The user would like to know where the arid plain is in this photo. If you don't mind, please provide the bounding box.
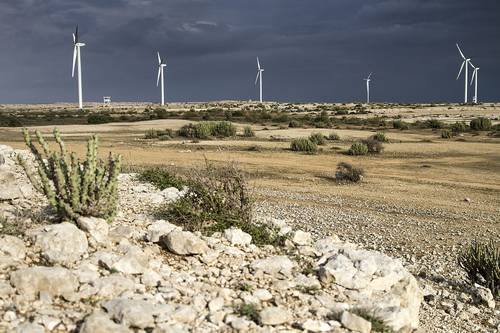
[1,102,499,332]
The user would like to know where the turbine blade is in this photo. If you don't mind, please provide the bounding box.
[72,46,77,77]
[456,43,465,59]
[456,61,465,80]
[470,70,476,85]
[257,57,260,70]
[72,33,76,44]
[157,52,161,65]
[157,67,161,86]
[255,71,260,85]
[367,72,372,79]
[75,25,79,43]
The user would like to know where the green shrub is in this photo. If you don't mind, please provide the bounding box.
[212,121,236,137]
[0,115,23,127]
[441,129,452,139]
[243,126,255,137]
[290,138,318,153]
[458,240,499,298]
[178,121,236,139]
[289,120,301,128]
[451,121,468,133]
[17,128,121,222]
[425,119,444,129]
[328,132,340,141]
[137,167,185,190]
[87,113,113,124]
[371,132,388,142]
[336,162,364,182]
[361,138,384,154]
[470,117,492,131]
[309,132,326,145]
[145,129,174,140]
[392,119,409,130]
[161,161,283,246]
[348,141,368,156]
[178,124,196,138]
[236,303,259,323]
[194,122,213,139]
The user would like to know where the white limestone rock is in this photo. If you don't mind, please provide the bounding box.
[251,255,296,277]
[33,222,88,266]
[224,228,252,246]
[160,231,208,255]
[10,266,78,301]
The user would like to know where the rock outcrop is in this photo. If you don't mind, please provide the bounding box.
[0,144,425,333]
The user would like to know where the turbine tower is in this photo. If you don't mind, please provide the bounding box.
[72,26,85,110]
[456,43,471,104]
[156,52,167,105]
[255,57,264,103]
[363,73,372,104]
[470,62,480,104]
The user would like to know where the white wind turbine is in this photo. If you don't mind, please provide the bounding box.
[363,73,372,104]
[156,52,167,105]
[469,62,480,104]
[72,26,85,110]
[255,57,264,103]
[456,43,471,104]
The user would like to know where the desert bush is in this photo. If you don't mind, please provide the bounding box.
[162,161,284,246]
[371,132,388,142]
[328,132,340,141]
[17,128,121,221]
[178,124,196,138]
[0,114,23,127]
[336,162,364,182]
[212,121,237,137]
[137,167,185,190]
[87,113,113,124]
[458,240,499,298]
[348,141,368,155]
[470,117,492,131]
[288,120,301,128]
[425,119,444,129]
[144,129,173,140]
[451,121,468,133]
[290,138,318,153]
[392,119,410,130]
[194,122,213,139]
[309,132,326,145]
[362,138,384,154]
[178,121,236,139]
[243,126,255,137]
[441,129,452,139]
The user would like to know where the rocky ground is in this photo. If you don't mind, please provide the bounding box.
[255,189,499,333]
[0,143,497,333]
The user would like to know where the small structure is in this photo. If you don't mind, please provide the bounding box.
[103,96,111,105]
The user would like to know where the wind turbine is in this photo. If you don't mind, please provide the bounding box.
[363,73,372,104]
[255,57,264,103]
[156,52,167,105]
[470,62,479,104]
[456,43,471,104]
[72,26,85,110]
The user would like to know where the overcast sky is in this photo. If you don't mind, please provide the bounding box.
[0,0,499,104]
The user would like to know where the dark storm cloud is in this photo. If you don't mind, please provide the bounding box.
[0,0,499,103]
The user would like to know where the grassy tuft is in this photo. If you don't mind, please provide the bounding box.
[290,138,318,153]
[137,167,185,190]
[348,141,368,156]
[458,240,499,298]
